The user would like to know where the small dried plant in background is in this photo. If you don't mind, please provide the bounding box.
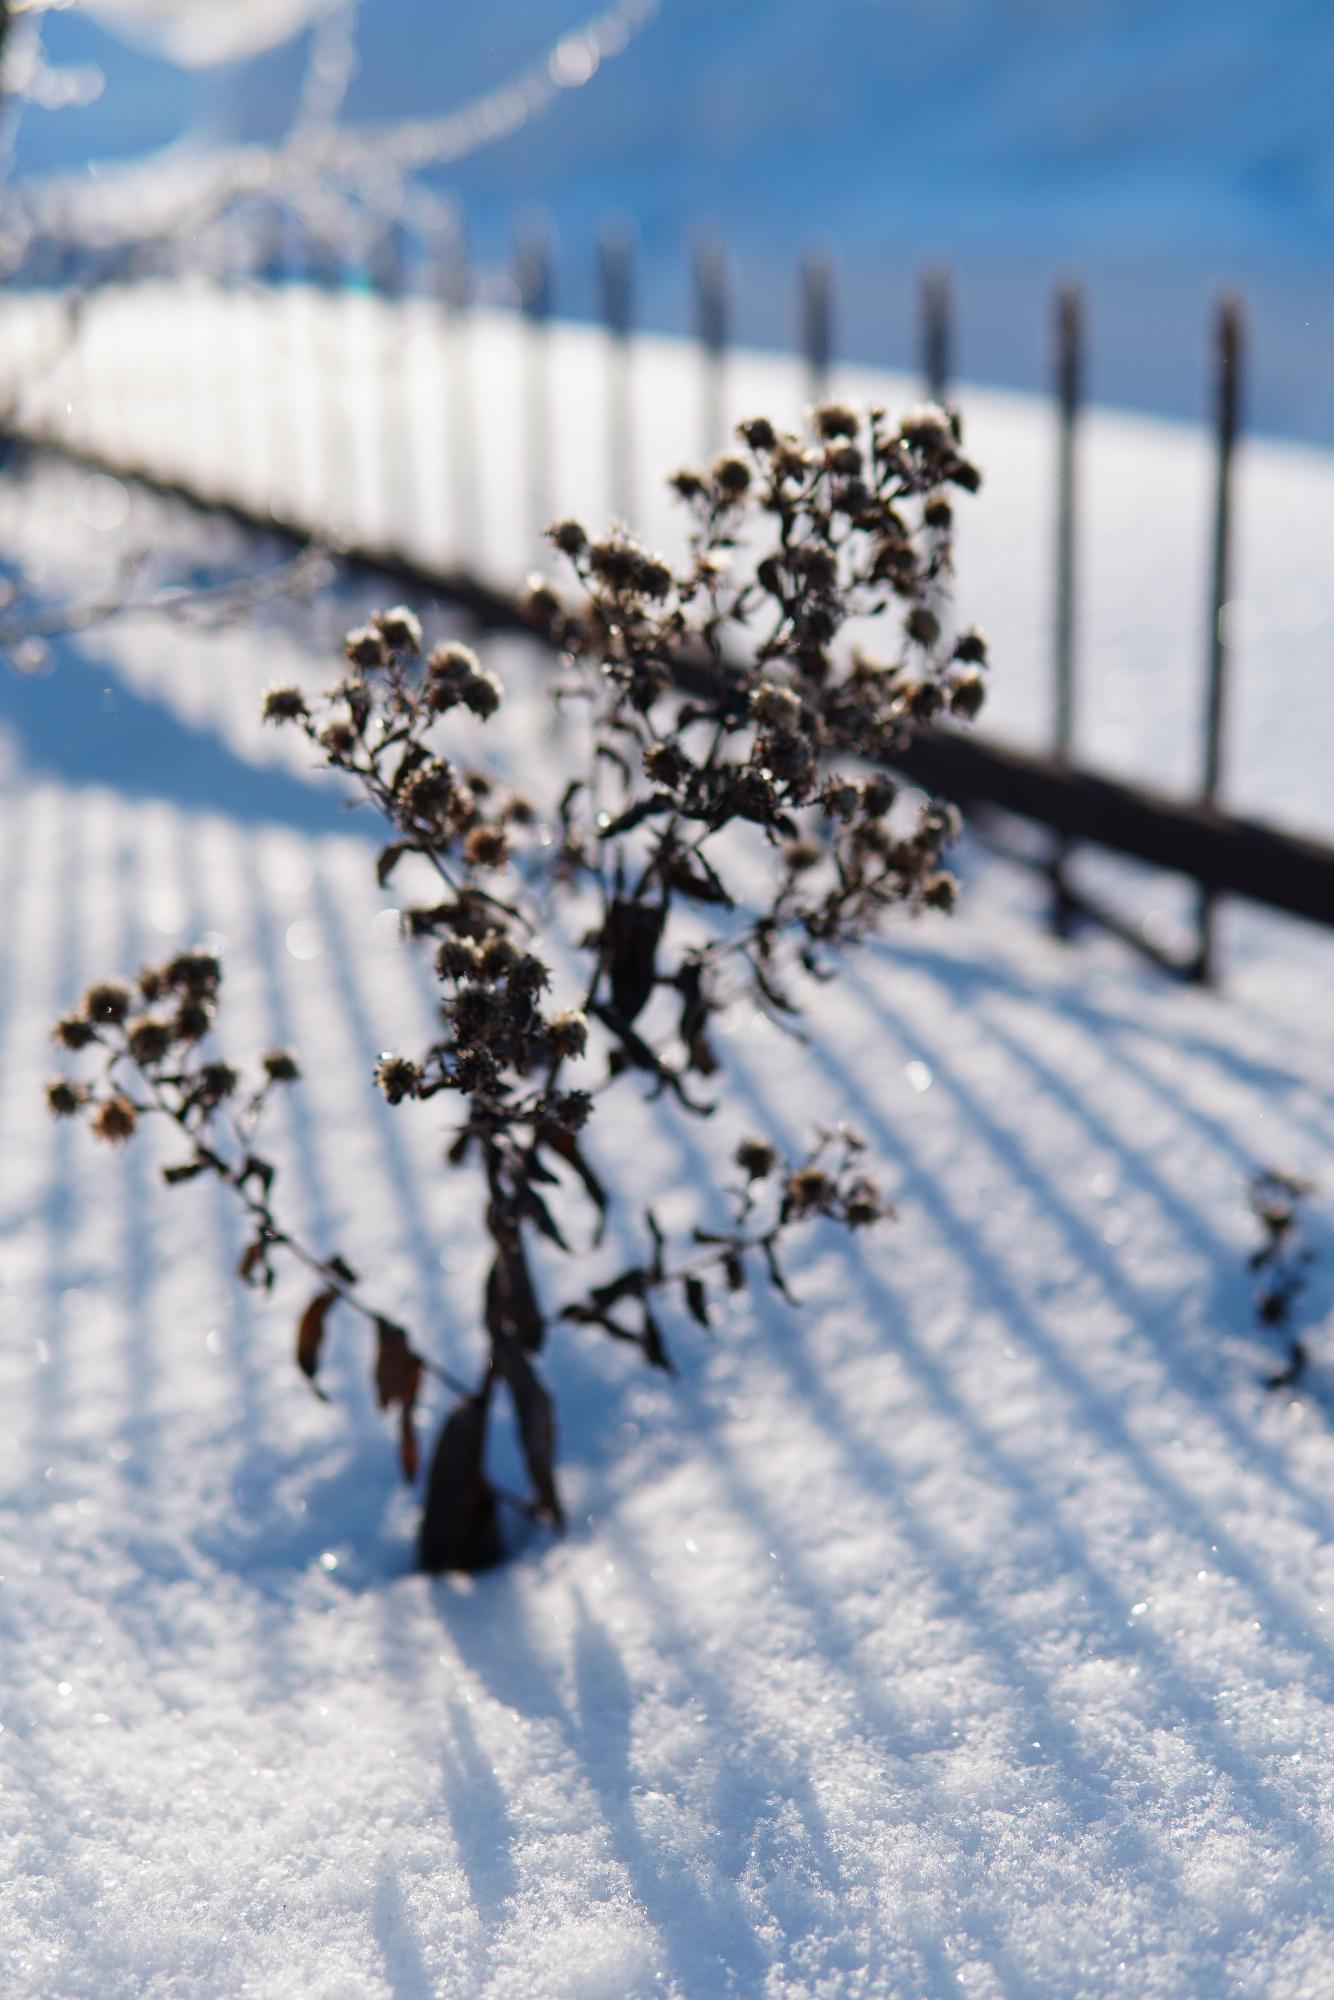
[1247,1168,1317,1389]
[50,402,987,1571]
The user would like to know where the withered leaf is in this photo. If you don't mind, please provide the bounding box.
[376,840,414,888]
[518,1184,570,1253]
[601,792,674,839]
[667,853,734,907]
[724,1251,746,1293]
[237,1237,267,1286]
[641,1304,674,1373]
[417,1395,504,1574]
[485,1240,545,1352]
[326,1252,358,1285]
[296,1287,336,1395]
[606,898,665,1025]
[496,1343,563,1526]
[162,1160,208,1185]
[684,1274,710,1328]
[374,1318,423,1411]
[546,1131,608,1242]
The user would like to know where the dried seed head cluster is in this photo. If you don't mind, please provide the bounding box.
[54,404,985,1574]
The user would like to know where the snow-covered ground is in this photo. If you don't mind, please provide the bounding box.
[2,320,1334,1996]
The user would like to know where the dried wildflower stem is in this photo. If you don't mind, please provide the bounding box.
[56,401,988,1574]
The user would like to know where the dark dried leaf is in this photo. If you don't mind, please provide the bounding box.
[418,1394,504,1574]
[601,792,674,839]
[518,1183,570,1252]
[374,1318,423,1410]
[496,1343,563,1526]
[296,1288,336,1397]
[667,853,734,907]
[485,1240,545,1352]
[606,898,665,1025]
[326,1253,359,1285]
[162,1160,208,1185]
[237,1237,267,1286]
[724,1252,746,1292]
[376,841,414,888]
[544,1130,608,1241]
[684,1274,710,1327]
[641,1304,674,1373]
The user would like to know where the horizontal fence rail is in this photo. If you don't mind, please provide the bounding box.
[0,211,1327,983]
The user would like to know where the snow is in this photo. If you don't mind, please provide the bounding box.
[2,308,1334,1996]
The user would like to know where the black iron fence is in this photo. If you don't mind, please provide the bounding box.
[2,212,1330,982]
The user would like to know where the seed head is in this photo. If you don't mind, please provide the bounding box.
[843,1177,886,1228]
[644,744,688,791]
[548,1009,589,1060]
[668,468,706,502]
[262,1049,300,1084]
[550,1089,592,1133]
[195,1062,239,1107]
[262,685,308,725]
[126,1017,173,1067]
[737,415,777,451]
[318,719,357,761]
[906,606,941,649]
[547,519,587,556]
[374,606,422,655]
[713,455,751,498]
[345,625,387,670]
[464,825,510,869]
[173,1000,212,1044]
[785,1165,834,1214]
[375,1054,422,1105]
[46,1079,87,1118]
[813,402,859,440]
[953,627,988,665]
[735,1138,777,1180]
[92,1095,138,1145]
[165,952,222,997]
[461,670,504,720]
[84,981,132,1025]
[751,682,802,734]
[53,1015,96,1051]
[435,937,482,981]
[949,669,986,720]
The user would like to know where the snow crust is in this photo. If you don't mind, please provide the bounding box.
[2,312,1333,1996]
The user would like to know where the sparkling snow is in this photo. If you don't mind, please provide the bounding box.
[1,301,1333,1997]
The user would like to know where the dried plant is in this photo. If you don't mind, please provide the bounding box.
[50,401,987,1571]
[1247,1168,1317,1389]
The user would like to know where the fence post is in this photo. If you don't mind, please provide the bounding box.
[693,236,728,460]
[368,216,410,555]
[799,252,832,408]
[599,225,634,522]
[1049,282,1083,938]
[1193,295,1243,985]
[434,215,476,573]
[921,266,951,403]
[515,219,553,554]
